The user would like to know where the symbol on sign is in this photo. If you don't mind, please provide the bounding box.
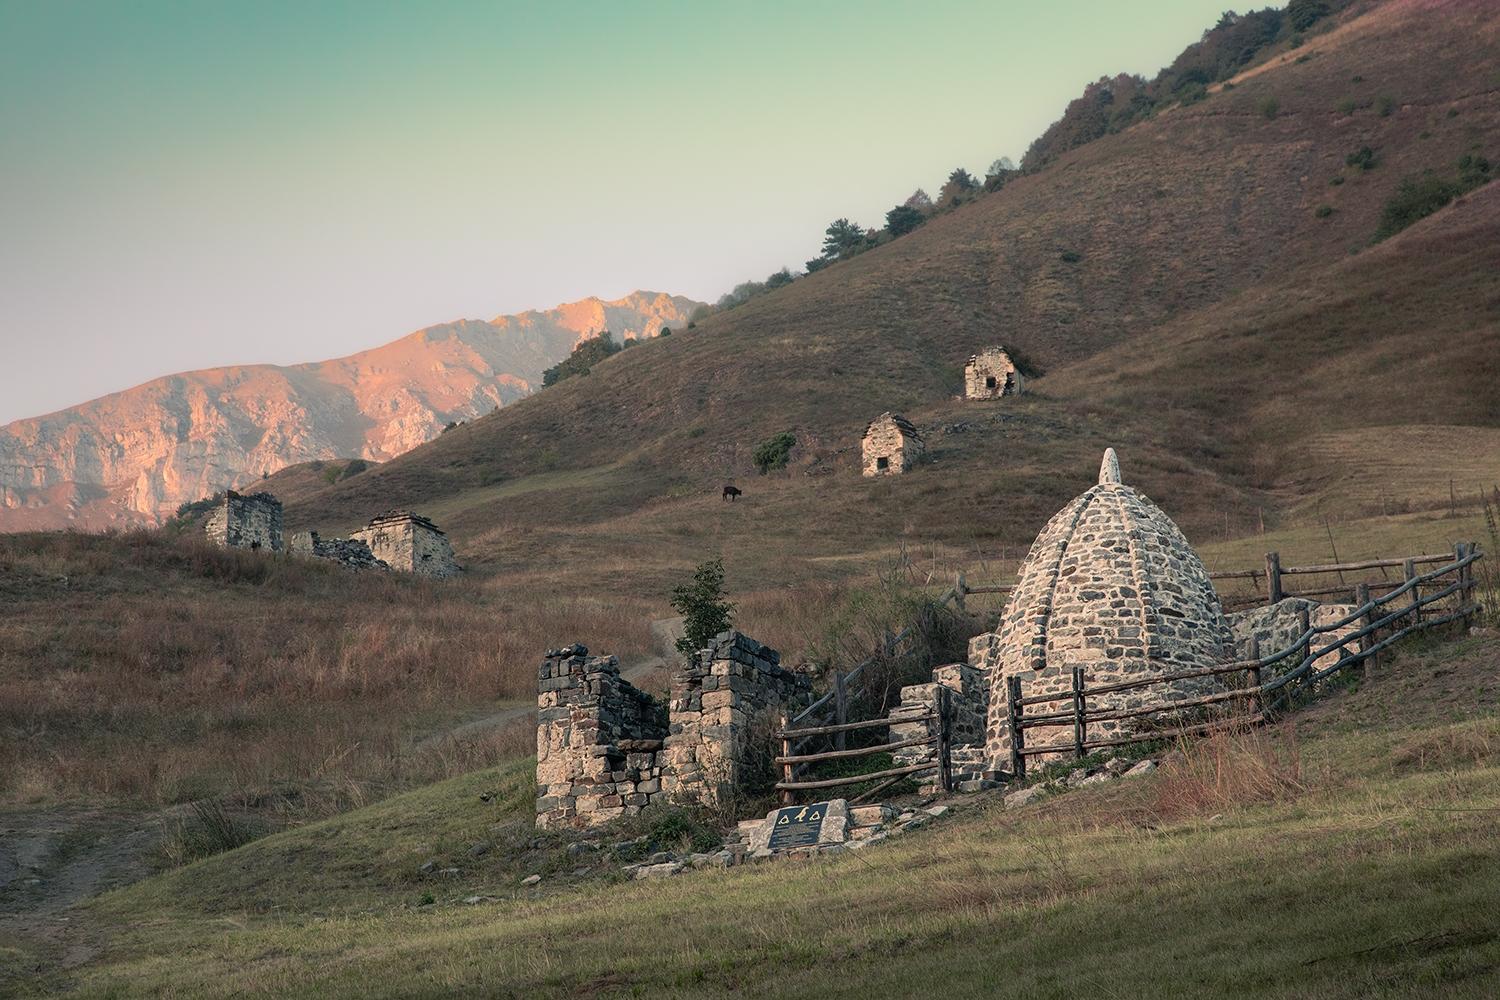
[766,800,832,851]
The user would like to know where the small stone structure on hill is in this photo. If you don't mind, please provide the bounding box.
[204,491,283,552]
[861,412,925,477]
[963,346,1024,399]
[535,632,809,829]
[287,531,388,571]
[353,511,459,578]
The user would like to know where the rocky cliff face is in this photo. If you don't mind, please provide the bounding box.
[0,291,701,530]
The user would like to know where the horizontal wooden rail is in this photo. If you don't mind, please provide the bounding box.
[774,734,933,766]
[780,713,933,740]
[775,761,937,792]
[1017,711,1267,756]
[1280,552,1452,575]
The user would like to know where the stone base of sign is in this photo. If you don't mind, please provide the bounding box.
[747,799,850,854]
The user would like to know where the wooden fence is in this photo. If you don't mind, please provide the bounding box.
[774,688,953,805]
[1003,543,1483,782]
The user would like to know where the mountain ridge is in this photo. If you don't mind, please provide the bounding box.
[0,290,702,530]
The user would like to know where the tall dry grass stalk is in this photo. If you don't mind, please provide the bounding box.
[1152,723,1306,821]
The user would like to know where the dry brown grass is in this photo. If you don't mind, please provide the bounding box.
[0,530,648,813]
[1152,724,1308,821]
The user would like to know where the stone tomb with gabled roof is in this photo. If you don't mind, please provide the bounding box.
[352,511,459,578]
[963,346,1024,399]
[975,449,1234,763]
[861,412,925,477]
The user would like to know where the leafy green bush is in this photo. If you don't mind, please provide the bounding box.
[1346,146,1378,171]
[670,557,735,655]
[1376,94,1395,117]
[1059,249,1083,264]
[1287,0,1328,33]
[1258,96,1280,119]
[658,326,672,337]
[1375,154,1492,241]
[1315,204,1334,218]
[752,431,796,474]
[542,332,621,387]
[1336,97,1356,116]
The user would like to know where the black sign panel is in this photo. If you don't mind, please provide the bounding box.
[767,802,829,850]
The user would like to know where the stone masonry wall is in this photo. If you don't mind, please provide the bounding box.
[288,530,388,571]
[535,644,669,829]
[964,347,1024,400]
[892,662,990,789]
[204,491,283,552]
[1228,598,1360,675]
[353,512,459,578]
[536,631,808,828]
[663,631,811,809]
[861,412,924,477]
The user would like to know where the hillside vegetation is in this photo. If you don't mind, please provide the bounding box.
[279,0,1500,604]
[26,636,1500,997]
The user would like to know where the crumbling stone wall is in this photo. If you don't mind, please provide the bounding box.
[861,412,925,477]
[535,645,669,829]
[204,491,283,552]
[892,662,990,789]
[288,531,387,571]
[1228,598,1360,674]
[353,512,459,578]
[964,346,1024,399]
[663,631,811,808]
[536,631,809,828]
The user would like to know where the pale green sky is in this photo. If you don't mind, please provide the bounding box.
[0,0,1238,422]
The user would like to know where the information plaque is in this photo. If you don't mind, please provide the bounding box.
[766,801,830,850]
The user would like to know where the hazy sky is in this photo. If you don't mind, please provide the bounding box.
[0,0,1234,423]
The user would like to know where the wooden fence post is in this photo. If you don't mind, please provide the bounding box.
[833,671,848,752]
[1007,675,1026,784]
[1247,638,1262,719]
[1297,605,1312,694]
[1071,666,1087,760]
[1456,543,1474,630]
[954,572,967,613]
[1266,552,1284,604]
[1404,558,1420,628]
[778,712,793,805]
[1356,583,1375,680]
[936,686,953,793]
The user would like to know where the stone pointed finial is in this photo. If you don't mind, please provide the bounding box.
[1099,448,1121,485]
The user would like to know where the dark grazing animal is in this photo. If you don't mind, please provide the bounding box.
[722,485,742,502]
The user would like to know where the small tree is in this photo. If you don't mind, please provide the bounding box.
[1287,0,1329,32]
[884,203,925,237]
[821,218,868,260]
[752,431,796,474]
[671,558,736,655]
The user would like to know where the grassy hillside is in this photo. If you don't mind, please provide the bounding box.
[276,0,1499,603]
[25,635,1500,998]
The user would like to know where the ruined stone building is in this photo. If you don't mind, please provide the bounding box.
[352,511,459,578]
[963,346,1024,399]
[287,531,388,571]
[536,632,809,829]
[203,491,283,552]
[861,412,924,477]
